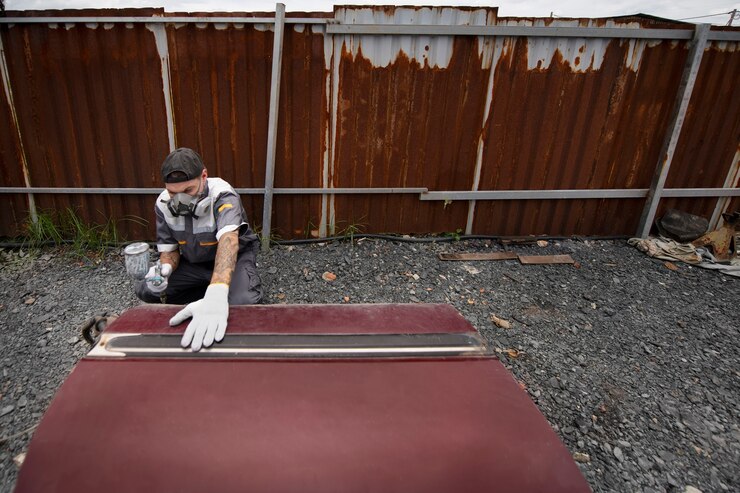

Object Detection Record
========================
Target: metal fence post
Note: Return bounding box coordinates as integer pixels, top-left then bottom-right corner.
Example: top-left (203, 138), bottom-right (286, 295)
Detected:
top-left (708, 148), bottom-right (740, 229)
top-left (261, 3), bottom-right (286, 251)
top-left (636, 23), bottom-right (710, 238)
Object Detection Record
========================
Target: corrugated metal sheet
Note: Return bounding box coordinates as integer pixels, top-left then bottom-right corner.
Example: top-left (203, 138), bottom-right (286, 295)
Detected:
top-left (1, 12), bottom-right (171, 239)
top-left (167, 21), bottom-right (272, 236)
top-left (0, 30), bottom-right (28, 236)
top-left (271, 24), bottom-right (327, 239)
top-left (0, 7), bottom-right (738, 240)
top-left (473, 18), bottom-right (689, 236)
top-left (167, 20), bottom-right (329, 239)
top-left (330, 7), bottom-right (496, 235)
top-left (660, 41), bottom-right (740, 223)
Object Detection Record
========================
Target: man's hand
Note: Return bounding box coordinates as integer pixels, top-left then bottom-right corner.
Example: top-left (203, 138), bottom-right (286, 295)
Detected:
top-left (145, 263), bottom-right (172, 294)
top-left (169, 283), bottom-right (229, 351)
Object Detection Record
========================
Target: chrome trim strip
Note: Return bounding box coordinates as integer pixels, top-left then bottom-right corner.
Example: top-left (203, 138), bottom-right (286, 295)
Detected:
top-left (88, 333), bottom-right (492, 359)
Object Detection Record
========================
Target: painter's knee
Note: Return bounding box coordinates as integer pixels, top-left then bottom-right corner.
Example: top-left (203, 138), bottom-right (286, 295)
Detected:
top-left (229, 287), bottom-right (263, 305)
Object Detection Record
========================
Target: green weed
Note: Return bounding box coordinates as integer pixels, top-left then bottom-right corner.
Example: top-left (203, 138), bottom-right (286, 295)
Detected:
top-left (336, 218), bottom-right (367, 244)
top-left (442, 228), bottom-right (463, 241)
top-left (21, 208), bottom-right (147, 259)
top-left (24, 211), bottom-right (64, 246)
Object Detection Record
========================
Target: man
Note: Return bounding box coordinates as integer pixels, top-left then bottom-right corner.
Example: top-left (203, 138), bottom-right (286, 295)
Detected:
top-left (135, 147), bottom-right (263, 351)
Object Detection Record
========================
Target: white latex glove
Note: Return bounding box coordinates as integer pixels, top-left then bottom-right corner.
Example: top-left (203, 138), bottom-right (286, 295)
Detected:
top-left (145, 263), bottom-right (173, 294)
top-left (170, 283), bottom-right (229, 351)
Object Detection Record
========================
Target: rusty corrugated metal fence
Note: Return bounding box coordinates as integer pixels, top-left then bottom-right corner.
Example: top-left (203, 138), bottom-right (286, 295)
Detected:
top-left (0, 6), bottom-right (738, 242)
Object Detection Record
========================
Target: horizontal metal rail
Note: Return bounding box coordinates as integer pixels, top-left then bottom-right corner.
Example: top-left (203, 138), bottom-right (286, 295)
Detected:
top-left (0, 187), bottom-right (428, 195)
top-left (422, 189), bottom-right (648, 200)
top-left (326, 25), bottom-right (690, 39)
top-left (3, 186), bottom-right (737, 198)
top-left (327, 24), bottom-right (739, 41)
top-left (706, 31), bottom-right (740, 41)
top-left (661, 188), bottom-right (740, 197)
top-left (0, 16), bottom-right (328, 24)
top-left (420, 188), bottom-right (740, 200)
top-left (273, 187), bottom-right (428, 194)
top-left (0, 187), bottom-right (163, 194)
top-left (1, 18), bottom-right (736, 41)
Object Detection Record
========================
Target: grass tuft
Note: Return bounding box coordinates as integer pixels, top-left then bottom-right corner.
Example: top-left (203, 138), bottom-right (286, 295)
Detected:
top-left (336, 217), bottom-right (367, 244)
top-left (21, 208), bottom-right (147, 258)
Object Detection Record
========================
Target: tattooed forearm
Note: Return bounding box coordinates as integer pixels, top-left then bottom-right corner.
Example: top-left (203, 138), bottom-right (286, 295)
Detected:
top-left (211, 231), bottom-right (238, 285)
top-left (160, 250), bottom-right (180, 271)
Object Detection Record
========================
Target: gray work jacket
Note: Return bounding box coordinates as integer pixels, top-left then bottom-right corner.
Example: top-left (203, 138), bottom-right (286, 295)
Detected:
top-left (154, 178), bottom-right (258, 263)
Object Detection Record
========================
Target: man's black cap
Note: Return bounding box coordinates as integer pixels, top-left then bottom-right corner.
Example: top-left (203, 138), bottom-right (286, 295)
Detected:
top-left (161, 148), bottom-right (205, 183)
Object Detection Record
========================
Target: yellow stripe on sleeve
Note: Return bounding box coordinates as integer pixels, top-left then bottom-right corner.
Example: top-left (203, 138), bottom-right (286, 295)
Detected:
top-left (218, 203), bottom-right (234, 213)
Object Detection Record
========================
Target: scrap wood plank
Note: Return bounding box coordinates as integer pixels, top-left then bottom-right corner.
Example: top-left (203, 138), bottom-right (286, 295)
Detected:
top-left (438, 252), bottom-right (518, 261)
top-left (500, 237), bottom-right (540, 245)
top-left (518, 254), bottom-right (575, 265)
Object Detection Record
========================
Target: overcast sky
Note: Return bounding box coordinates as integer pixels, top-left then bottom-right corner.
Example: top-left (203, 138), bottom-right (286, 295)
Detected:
top-left (5, 1), bottom-right (740, 25)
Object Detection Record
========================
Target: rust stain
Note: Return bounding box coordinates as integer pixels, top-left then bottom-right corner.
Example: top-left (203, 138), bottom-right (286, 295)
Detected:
top-left (1, 19), bottom-right (170, 239)
top-left (473, 32), bottom-right (691, 236)
top-left (660, 42), bottom-right (740, 221)
top-left (332, 34), bottom-right (489, 234)
top-left (169, 22), bottom-right (272, 232)
top-left (270, 25), bottom-right (327, 238)
top-left (0, 30), bottom-right (30, 235)
top-left (0, 9), bottom-right (738, 239)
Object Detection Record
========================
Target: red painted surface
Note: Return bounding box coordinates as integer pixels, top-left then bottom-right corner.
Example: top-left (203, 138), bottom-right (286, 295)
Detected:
top-left (104, 303), bottom-right (477, 335)
top-left (16, 304), bottom-right (590, 492)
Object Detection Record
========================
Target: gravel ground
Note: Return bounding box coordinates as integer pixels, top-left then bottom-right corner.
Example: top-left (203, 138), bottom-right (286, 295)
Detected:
top-left (0, 238), bottom-right (738, 492)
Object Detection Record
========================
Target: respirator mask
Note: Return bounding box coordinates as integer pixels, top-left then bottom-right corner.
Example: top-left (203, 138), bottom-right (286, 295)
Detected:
top-left (164, 179), bottom-right (209, 218)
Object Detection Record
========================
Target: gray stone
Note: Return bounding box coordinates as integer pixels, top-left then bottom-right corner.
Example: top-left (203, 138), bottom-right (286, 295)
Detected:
top-left (711, 435), bottom-right (727, 448)
top-left (614, 446), bottom-right (624, 462)
top-left (638, 457), bottom-right (653, 470)
top-left (658, 450), bottom-right (676, 462)
top-left (31, 313), bottom-right (53, 324)
top-left (575, 416), bottom-right (591, 433)
top-left (687, 393), bottom-right (703, 404)
top-left (0, 405), bottom-right (14, 417)
top-left (683, 415), bottom-right (707, 434)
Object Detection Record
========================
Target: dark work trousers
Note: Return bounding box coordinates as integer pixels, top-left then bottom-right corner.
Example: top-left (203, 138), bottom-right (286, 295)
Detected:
top-left (135, 252), bottom-right (263, 305)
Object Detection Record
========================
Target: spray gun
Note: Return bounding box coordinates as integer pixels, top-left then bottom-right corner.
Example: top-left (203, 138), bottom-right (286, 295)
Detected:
top-left (148, 262), bottom-right (167, 288)
top-left (123, 242), bottom-right (168, 303)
